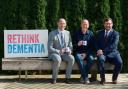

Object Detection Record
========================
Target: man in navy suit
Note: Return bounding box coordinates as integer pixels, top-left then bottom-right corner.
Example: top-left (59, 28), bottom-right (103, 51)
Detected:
top-left (96, 18), bottom-right (123, 84)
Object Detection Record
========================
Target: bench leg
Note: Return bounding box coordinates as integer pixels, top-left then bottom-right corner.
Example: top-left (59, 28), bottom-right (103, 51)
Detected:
top-left (89, 70), bottom-right (97, 82)
top-left (18, 68), bottom-right (21, 81)
top-left (25, 70), bottom-right (28, 79)
top-left (39, 70), bottom-right (42, 75)
top-left (90, 73), bottom-right (97, 82)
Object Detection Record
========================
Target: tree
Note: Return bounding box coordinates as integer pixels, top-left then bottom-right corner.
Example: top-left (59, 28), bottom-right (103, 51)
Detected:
top-left (27, 0), bottom-right (46, 29)
top-left (45, 0), bottom-right (60, 30)
top-left (121, 0), bottom-right (128, 72)
top-left (59, 0), bottom-right (68, 19)
top-left (15, 0), bottom-right (29, 29)
top-left (0, 0), bottom-right (4, 30)
top-left (109, 0), bottom-right (122, 31)
top-left (2, 0), bottom-right (17, 29)
top-left (86, 0), bottom-right (110, 31)
top-left (67, 0), bottom-right (87, 30)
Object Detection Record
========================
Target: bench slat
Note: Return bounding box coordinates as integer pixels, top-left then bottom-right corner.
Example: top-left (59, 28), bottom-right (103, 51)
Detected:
top-left (2, 58), bottom-right (114, 70)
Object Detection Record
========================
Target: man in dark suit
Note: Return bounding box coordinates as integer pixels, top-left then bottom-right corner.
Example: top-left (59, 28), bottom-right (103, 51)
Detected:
top-left (96, 18), bottom-right (123, 84)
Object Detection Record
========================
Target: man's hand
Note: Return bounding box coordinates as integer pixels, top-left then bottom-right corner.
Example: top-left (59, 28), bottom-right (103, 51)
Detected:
top-left (60, 48), bottom-right (65, 55)
top-left (81, 53), bottom-right (86, 59)
top-left (97, 49), bottom-right (103, 56)
top-left (65, 47), bottom-right (72, 55)
top-left (67, 50), bottom-right (72, 55)
top-left (60, 47), bottom-right (72, 55)
top-left (78, 41), bottom-right (83, 46)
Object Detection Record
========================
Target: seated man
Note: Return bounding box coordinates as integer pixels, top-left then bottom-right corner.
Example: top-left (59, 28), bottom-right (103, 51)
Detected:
top-left (96, 18), bottom-right (123, 85)
top-left (73, 19), bottom-right (94, 84)
top-left (48, 18), bottom-right (75, 84)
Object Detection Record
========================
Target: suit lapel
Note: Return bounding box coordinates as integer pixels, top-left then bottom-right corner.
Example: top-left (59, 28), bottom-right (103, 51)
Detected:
top-left (64, 30), bottom-right (66, 42)
top-left (63, 30), bottom-right (66, 47)
top-left (108, 29), bottom-right (114, 37)
top-left (102, 30), bottom-right (106, 40)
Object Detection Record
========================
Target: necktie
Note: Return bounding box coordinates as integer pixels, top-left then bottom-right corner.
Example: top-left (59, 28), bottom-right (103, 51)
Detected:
top-left (61, 32), bottom-right (64, 46)
top-left (104, 31), bottom-right (108, 46)
top-left (105, 31), bottom-right (108, 37)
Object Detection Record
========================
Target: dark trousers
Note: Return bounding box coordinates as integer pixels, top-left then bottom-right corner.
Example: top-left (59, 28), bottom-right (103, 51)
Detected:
top-left (97, 53), bottom-right (123, 81)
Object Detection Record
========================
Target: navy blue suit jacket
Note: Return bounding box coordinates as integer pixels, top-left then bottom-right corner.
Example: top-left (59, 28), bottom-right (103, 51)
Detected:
top-left (96, 29), bottom-right (120, 56)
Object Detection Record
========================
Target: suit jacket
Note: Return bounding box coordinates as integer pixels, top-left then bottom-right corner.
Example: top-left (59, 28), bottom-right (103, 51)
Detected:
top-left (96, 29), bottom-right (120, 56)
top-left (48, 29), bottom-right (73, 56)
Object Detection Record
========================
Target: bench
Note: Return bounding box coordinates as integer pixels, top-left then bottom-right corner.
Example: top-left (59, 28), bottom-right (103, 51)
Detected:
top-left (2, 58), bottom-right (114, 80)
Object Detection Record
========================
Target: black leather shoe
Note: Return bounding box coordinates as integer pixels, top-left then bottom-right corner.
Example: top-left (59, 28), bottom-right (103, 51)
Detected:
top-left (65, 79), bottom-right (71, 84)
top-left (51, 79), bottom-right (56, 84)
top-left (100, 78), bottom-right (105, 85)
top-left (89, 77), bottom-right (97, 82)
top-left (80, 77), bottom-right (84, 83)
top-left (112, 80), bottom-right (117, 84)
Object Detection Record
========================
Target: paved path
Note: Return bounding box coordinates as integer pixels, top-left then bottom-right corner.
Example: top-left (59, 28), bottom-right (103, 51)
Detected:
top-left (0, 74), bottom-right (128, 89)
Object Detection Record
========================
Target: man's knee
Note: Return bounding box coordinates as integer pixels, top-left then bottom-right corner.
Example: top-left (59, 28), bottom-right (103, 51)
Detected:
top-left (88, 55), bottom-right (94, 63)
top-left (116, 59), bottom-right (123, 67)
top-left (69, 55), bottom-right (75, 62)
top-left (66, 55), bottom-right (75, 64)
top-left (50, 54), bottom-right (62, 64)
top-left (115, 54), bottom-right (123, 66)
top-left (75, 54), bottom-right (82, 61)
top-left (97, 55), bottom-right (105, 63)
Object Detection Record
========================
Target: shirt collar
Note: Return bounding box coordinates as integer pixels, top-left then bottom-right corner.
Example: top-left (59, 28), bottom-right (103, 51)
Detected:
top-left (81, 29), bottom-right (89, 35)
top-left (58, 29), bottom-right (65, 34)
top-left (105, 29), bottom-right (112, 33)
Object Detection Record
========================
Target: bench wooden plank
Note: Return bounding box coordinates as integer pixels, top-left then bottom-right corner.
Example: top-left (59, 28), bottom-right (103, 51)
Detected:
top-left (2, 58), bottom-right (114, 70)
top-left (2, 58), bottom-right (78, 70)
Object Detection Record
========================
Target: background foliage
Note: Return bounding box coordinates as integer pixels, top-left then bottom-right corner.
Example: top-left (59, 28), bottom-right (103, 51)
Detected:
top-left (0, 0), bottom-right (127, 73)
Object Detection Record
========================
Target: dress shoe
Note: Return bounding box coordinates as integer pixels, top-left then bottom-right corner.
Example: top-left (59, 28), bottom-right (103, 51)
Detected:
top-left (100, 78), bottom-right (105, 85)
top-left (51, 79), bottom-right (56, 84)
top-left (65, 79), bottom-right (71, 84)
top-left (83, 78), bottom-right (89, 84)
top-left (89, 77), bottom-right (97, 82)
top-left (80, 77), bottom-right (84, 83)
top-left (112, 80), bottom-right (117, 84)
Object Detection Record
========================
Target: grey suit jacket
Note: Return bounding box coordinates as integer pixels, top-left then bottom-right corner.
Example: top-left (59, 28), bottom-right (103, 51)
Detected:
top-left (48, 29), bottom-right (73, 57)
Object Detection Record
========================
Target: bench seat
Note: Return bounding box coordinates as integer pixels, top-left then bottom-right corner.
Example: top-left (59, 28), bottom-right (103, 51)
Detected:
top-left (2, 58), bottom-right (114, 70)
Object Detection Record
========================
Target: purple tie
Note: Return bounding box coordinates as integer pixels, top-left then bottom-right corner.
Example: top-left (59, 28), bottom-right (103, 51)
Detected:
top-left (104, 31), bottom-right (108, 46)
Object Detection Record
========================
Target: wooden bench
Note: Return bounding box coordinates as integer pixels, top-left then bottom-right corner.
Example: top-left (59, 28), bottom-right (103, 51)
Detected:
top-left (2, 58), bottom-right (114, 80)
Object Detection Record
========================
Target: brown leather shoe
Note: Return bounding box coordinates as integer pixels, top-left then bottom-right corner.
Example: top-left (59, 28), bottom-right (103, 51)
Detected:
top-left (112, 80), bottom-right (117, 84)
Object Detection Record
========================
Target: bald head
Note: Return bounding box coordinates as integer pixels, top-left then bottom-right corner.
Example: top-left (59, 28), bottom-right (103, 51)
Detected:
top-left (58, 18), bottom-right (66, 23)
top-left (57, 18), bottom-right (67, 31)
top-left (81, 19), bottom-right (89, 30)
